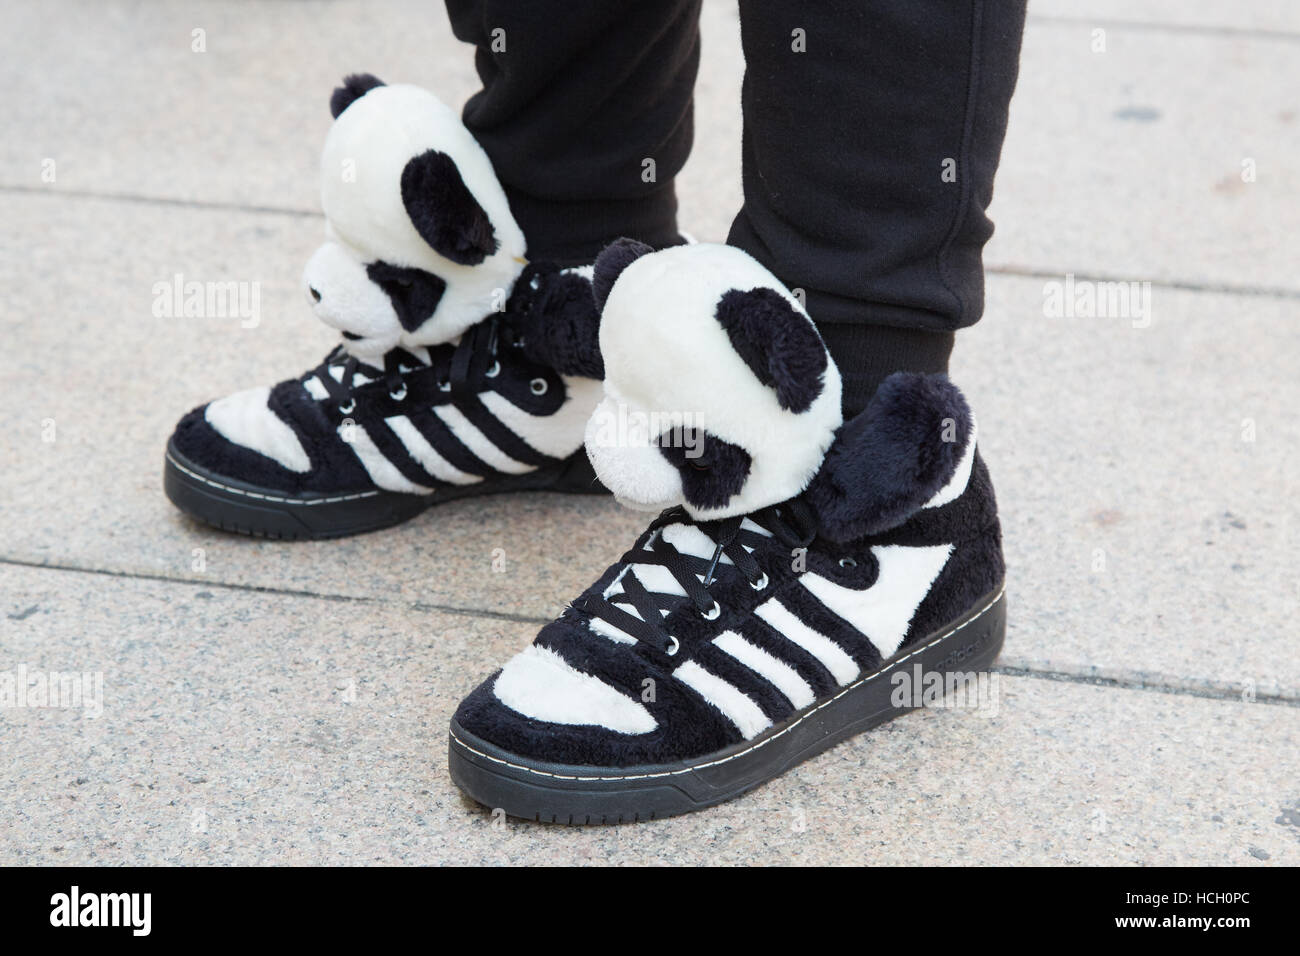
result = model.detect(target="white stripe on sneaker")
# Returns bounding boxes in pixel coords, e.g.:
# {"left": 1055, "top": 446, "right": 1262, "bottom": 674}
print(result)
{"left": 493, "top": 644, "right": 656, "bottom": 734}
{"left": 435, "top": 405, "right": 533, "bottom": 475}
{"left": 385, "top": 415, "right": 482, "bottom": 486}
{"left": 799, "top": 544, "right": 953, "bottom": 659}
{"left": 342, "top": 423, "right": 431, "bottom": 494}
{"left": 753, "top": 598, "right": 859, "bottom": 686}
{"left": 921, "top": 421, "right": 977, "bottom": 510}
{"left": 205, "top": 385, "right": 311, "bottom": 473}
{"left": 673, "top": 660, "right": 771, "bottom": 739}
{"left": 480, "top": 378, "right": 601, "bottom": 460}
{"left": 713, "top": 631, "right": 815, "bottom": 709}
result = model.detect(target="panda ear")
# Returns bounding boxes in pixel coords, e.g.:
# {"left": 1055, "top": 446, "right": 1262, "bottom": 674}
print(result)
{"left": 330, "top": 73, "right": 385, "bottom": 119}
{"left": 400, "top": 150, "right": 498, "bottom": 266}
{"left": 714, "top": 287, "right": 828, "bottom": 413}
{"left": 807, "top": 373, "right": 972, "bottom": 542}
{"left": 592, "top": 238, "right": 653, "bottom": 312}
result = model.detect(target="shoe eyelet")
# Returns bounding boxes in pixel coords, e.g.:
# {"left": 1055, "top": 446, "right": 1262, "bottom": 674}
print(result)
{"left": 665, "top": 636, "right": 680, "bottom": 657}
{"left": 839, "top": 557, "right": 857, "bottom": 569}
{"left": 700, "top": 602, "right": 721, "bottom": 621}
{"left": 389, "top": 385, "right": 407, "bottom": 401}
{"left": 338, "top": 399, "right": 355, "bottom": 415}
{"left": 438, "top": 378, "right": 451, "bottom": 393}
{"left": 514, "top": 335, "right": 527, "bottom": 349}
{"left": 749, "top": 572, "right": 768, "bottom": 591}
{"left": 530, "top": 377, "right": 548, "bottom": 396}
{"left": 486, "top": 360, "right": 501, "bottom": 378}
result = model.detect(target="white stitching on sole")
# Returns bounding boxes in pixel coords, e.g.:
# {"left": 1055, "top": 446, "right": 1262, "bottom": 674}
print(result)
{"left": 167, "top": 452, "right": 383, "bottom": 505}
{"left": 450, "top": 586, "right": 1006, "bottom": 783}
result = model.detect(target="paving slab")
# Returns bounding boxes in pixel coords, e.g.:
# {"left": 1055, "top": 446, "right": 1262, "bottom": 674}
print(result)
{"left": 2, "top": 565, "right": 1296, "bottom": 866}
{"left": 986, "top": 15, "right": 1300, "bottom": 293}
{"left": 4, "top": 2, "right": 1298, "bottom": 293}
{"left": 3, "top": 193, "right": 1297, "bottom": 696}
{"left": 961, "top": 277, "right": 1299, "bottom": 699}
{"left": 1031, "top": 0, "right": 1300, "bottom": 33}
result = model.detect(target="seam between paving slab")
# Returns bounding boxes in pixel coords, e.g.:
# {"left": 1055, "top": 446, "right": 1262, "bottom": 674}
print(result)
{"left": 6, "top": 185, "right": 1299, "bottom": 302}
{"left": 4, "top": 555, "right": 1297, "bottom": 708}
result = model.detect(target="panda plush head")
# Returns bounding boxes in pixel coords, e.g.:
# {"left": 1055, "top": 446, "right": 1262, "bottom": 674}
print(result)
{"left": 303, "top": 74, "right": 527, "bottom": 362}
{"left": 584, "top": 240, "right": 977, "bottom": 538}
{"left": 584, "top": 241, "right": 845, "bottom": 519}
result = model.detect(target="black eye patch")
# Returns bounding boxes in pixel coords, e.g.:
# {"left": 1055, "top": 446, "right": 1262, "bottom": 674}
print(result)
{"left": 657, "top": 428, "right": 752, "bottom": 511}
{"left": 365, "top": 261, "right": 448, "bottom": 333}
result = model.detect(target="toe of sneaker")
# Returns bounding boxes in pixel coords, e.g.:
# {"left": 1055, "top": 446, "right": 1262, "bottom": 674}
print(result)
{"left": 168, "top": 402, "right": 312, "bottom": 495}
{"left": 451, "top": 641, "right": 747, "bottom": 771}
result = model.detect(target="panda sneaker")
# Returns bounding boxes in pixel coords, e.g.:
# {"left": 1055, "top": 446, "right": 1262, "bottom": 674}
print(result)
{"left": 448, "top": 241, "right": 1006, "bottom": 823}
{"left": 164, "top": 75, "right": 609, "bottom": 539}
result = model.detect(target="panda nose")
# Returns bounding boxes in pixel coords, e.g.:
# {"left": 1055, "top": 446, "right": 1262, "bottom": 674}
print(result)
{"left": 308, "top": 285, "right": 322, "bottom": 302}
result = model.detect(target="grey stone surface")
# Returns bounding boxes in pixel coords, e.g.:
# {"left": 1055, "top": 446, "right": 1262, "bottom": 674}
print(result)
{"left": 960, "top": 280, "right": 1300, "bottom": 698}
{"left": 987, "top": 14, "right": 1300, "bottom": 293}
{"left": 1031, "top": 0, "right": 1300, "bottom": 32}
{"left": 3, "top": 566, "right": 1296, "bottom": 866}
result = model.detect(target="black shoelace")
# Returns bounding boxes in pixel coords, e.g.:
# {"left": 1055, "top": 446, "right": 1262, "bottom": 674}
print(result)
{"left": 307, "top": 315, "right": 510, "bottom": 414}
{"left": 580, "top": 499, "right": 818, "bottom": 657}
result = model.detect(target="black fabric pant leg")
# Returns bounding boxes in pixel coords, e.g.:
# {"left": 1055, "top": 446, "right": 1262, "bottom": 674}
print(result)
{"left": 445, "top": 0, "right": 702, "bottom": 266}
{"left": 727, "top": 0, "right": 1027, "bottom": 414}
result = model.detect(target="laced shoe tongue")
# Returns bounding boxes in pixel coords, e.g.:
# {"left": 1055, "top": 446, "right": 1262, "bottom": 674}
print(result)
{"left": 586, "top": 513, "right": 773, "bottom": 647}
{"left": 302, "top": 344, "right": 433, "bottom": 406}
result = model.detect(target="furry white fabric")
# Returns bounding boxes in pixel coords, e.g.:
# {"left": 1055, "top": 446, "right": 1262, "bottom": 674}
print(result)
{"left": 480, "top": 376, "right": 603, "bottom": 460}
{"left": 384, "top": 415, "right": 482, "bottom": 486}
{"left": 585, "top": 243, "right": 843, "bottom": 520}
{"left": 922, "top": 418, "right": 977, "bottom": 510}
{"left": 312, "top": 83, "right": 526, "bottom": 354}
{"left": 343, "top": 423, "right": 430, "bottom": 494}
{"left": 712, "top": 631, "right": 815, "bottom": 710}
{"left": 302, "top": 236, "right": 405, "bottom": 362}
{"left": 435, "top": 405, "right": 532, "bottom": 475}
{"left": 753, "top": 598, "right": 859, "bottom": 685}
{"left": 205, "top": 386, "right": 311, "bottom": 472}
{"left": 673, "top": 660, "right": 771, "bottom": 739}
{"left": 493, "top": 644, "right": 657, "bottom": 734}
{"left": 800, "top": 544, "right": 954, "bottom": 659}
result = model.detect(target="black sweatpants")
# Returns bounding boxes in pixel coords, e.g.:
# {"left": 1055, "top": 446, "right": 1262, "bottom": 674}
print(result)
{"left": 445, "top": 0, "right": 1027, "bottom": 413}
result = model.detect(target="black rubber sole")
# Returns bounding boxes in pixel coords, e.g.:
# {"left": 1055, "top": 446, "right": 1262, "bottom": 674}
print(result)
{"left": 163, "top": 442, "right": 608, "bottom": 540}
{"left": 449, "top": 587, "right": 1006, "bottom": 824}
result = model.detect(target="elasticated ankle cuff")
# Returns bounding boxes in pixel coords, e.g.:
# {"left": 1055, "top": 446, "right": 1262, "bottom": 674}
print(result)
{"left": 815, "top": 322, "right": 954, "bottom": 417}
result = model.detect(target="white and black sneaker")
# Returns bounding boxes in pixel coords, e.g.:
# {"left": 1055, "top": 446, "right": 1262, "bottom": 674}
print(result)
{"left": 165, "top": 309, "right": 606, "bottom": 539}
{"left": 164, "top": 74, "right": 610, "bottom": 538}
{"left": 449, "top": 242, "right": 1006, "bottom": 823}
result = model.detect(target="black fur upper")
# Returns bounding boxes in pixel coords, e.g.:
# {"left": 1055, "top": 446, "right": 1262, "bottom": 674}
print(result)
{"left": 807, "top": 372, "right": 972, "bottom": 542}
{"left": 714, "top": 287, "right": 827, "bottom": 413}
{"left": 400, "top": 149, "right": 498, "bottom": 265}
{"left": 364, "top": 261, "right": 449, "bottom": 333}
{"left": 657, "top": 429, "right": 753, "bottom": 511}
{"left": 506, "top": 265, "right": 604, "bottom": 378}
{"left": 330, "top": 73, "right": 386, "bottom": 118}
{"left": 592, "top": 237, "right": 653, "bottom": 311}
